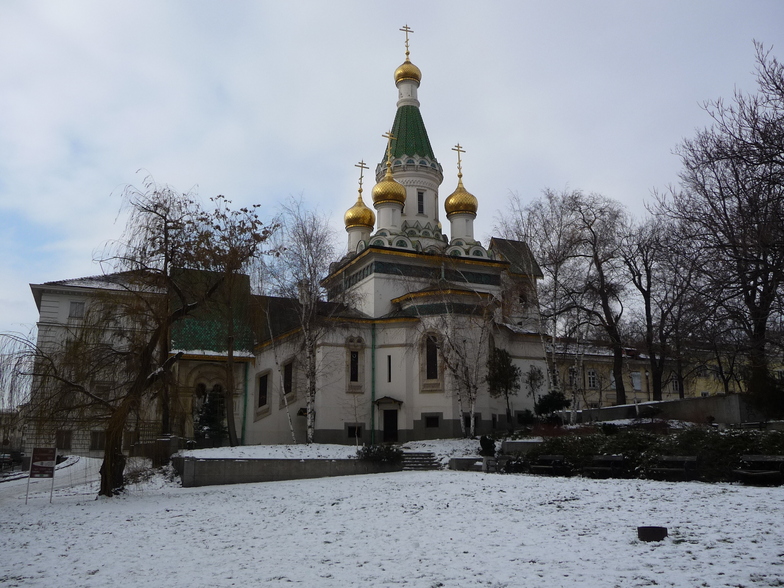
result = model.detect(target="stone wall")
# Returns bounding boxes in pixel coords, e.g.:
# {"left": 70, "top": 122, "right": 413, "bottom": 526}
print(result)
{"left": 171, "top": 457, "right": 402, "bottom": 488}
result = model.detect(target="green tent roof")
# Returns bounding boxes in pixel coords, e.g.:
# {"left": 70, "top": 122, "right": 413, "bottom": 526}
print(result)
{"left": 384, "top": 105, "right": 437, "bottom": 162}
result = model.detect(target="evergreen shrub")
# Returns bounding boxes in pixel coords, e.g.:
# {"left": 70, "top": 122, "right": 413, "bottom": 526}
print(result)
{"left": 514, "top": 426, "right": 784, "bottom": 482}
{"left": 357, "top": 444, "right": 403, "bottom": 463}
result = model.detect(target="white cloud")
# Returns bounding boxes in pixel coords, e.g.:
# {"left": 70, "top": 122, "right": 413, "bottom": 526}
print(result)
{"left": 1, "top": 0, "right": 784, "bottom": 333}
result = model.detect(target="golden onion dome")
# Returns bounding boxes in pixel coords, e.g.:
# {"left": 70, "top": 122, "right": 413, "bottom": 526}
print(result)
{"left": 344, "top": 193, "right": 376, "bottom": 229}
{"left": 371, "top": 166, "right": 407, "bottom": 206}
{"left": 394, "top": 57, "right": 421, "bottom": 85}
{"left": 444, "top": 176, "right": 478, "bottom": 217}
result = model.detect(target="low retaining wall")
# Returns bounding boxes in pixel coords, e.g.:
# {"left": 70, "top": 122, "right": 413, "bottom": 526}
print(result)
{"left": 171, "top": 457, "right": 402, "bottom": 488}
{"left": 562, "top": 394, "right": 766, "bottom": 425}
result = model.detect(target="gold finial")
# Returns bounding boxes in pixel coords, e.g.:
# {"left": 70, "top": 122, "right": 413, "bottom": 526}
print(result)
{"left": 445, "top": 142, "right": 477, "bottom": 217}
{"left": 452, "top": 143, "right": 465, "bottom": 178}
{"left": 400, "top": 24, "right": 414, "bottom": 59}
{"left": 372, "top": 130, "right": 406, "bottom": 206}
{"left": 355, "top": 160, "right": 369, "bottom": 195}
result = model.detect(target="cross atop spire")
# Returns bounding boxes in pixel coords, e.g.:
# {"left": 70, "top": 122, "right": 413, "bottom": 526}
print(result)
{"left": 355, "top": 160, "right": 369, "bottom": 194}
{"left": 452, "top": 143, "right": 465, "bottom": 178}
{"left": 400, "top": 24, "right": 414, "bottom": 58}
{"left": 382, "top": 130, "right": 396, "bottom": 170}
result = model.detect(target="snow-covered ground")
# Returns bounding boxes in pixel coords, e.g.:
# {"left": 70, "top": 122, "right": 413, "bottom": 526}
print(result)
{"left": 1, "top": 443, "right": 783, "bottom": 587}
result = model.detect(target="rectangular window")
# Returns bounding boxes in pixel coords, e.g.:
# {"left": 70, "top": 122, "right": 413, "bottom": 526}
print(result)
{"left": 350, "top": 351, "right": 359, "bottom": 382}
{"left": 587, "top": 369, "right": 597, "bottom": 389}
{"left": 55, "top": 430, "right": 72, "bottom": 451}
{"left": 417, "top": 190, "right": 424, "bottom": 214}
{"left": 426, "top": 335, "right": 438, "bottom": 380}
{"left": 69, "top": 301, "right": 85, "bottom": 319}
{"left": 90, "top": 431, "right": 106, "bottom": 451}
{"left": 283, "top": 362, "right": 293, "bottom": 395}
{"left": 424, "top": 415, "right": 440, "bottom": 428}
{"left": 631, "top": 372, "right": 642, "bottom": 391}
{"left": 387, "top": 355, "right": 392, "bottom": 383}
{"left": 258, "top": 373, "right": 269, "bottom": 408}
{"left": 568, "top": 367, "right": 577, "bottom": 387}
{"left": 347, "top": 425, "right": 362, "bottom": 440}
{"left": 700, "top": 390, "right": 710, "bottom": 398}
{"left": 671, "top": 378, "right": 680, "bottom": 393}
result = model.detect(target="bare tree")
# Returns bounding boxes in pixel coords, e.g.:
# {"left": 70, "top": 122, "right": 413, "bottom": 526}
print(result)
{"left": 428, "top": 289, "right": 497, "bottom": 438}
{"left": 497, "top": 190, "right": 582, "bottom": 392}
{"left": 261, "top": 197, "right": 341, "bottom": 443}
{"left": 657, "top": 44, "right": 784, "bottom": 415}
{"left": 8, "top": 179, "right": 272, "bottom": 496}
{"left": 563, "top": 192, "right": 630, "bottom": 405}
{"left": 195, "top": 196, "right": 272, "bottom": 446}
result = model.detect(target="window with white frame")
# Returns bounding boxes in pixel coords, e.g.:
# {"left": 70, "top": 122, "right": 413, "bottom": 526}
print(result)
{"left": 257, "top": 372, "right": 270, "bottom": 410}
{"left": 421, "top": 334, "right": 443, "bottom": 392}
{"left": 346, "top": 337, "right": 365, "bottom": 393}
{"left": 587, "top": 369, "right": 598, "bottom": 389}
{"left": 69, "top": 301, "right": 85, "bottom": 319}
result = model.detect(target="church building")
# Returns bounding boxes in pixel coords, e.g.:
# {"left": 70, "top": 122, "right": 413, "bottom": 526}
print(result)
{"left": 244, "top": 29, "right": 546, "bottom": 445}
{"left": 25, "top": 29, "right": 547, "bottom": 454}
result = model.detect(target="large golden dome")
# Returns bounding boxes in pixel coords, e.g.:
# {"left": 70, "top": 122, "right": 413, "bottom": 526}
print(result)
{"left": 444, "top": 176, "right": 478, "bottom": 217}
{"left": 394, "top": 57, "right": 421, "bottom": 85}
{"left": 372, "top": 166, "right": 406, "bottom": 206}
{"left": 344, "top": 193, "right": 376, "bottom": 229}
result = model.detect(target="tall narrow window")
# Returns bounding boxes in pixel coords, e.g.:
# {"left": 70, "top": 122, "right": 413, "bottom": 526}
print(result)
{"left": 258, "top": 373, "right": 268, "bottom": 408}
{"left": 417, "top": 190, "right": 424, "bottom": 214}
{"left": 426, "top": 335, "right": 438, "bottom": 380}
{"left": 387, "top": 355, "right": 392, "bottom": 383}
{"left": 350, "top": 351, "right": 359, "bottom": 382}
{"left": 283, "top": 362, "right": 293, "bottom": 395}
{"left": 346, "top": 337, "right": 365, "bottom": 393}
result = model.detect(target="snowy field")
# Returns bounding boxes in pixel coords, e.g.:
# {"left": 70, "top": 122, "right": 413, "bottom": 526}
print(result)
{"left": 1, "top": 449, "right": 784, "bottom": 587}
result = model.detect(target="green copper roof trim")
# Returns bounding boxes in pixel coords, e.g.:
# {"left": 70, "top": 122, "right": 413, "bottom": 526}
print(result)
{"left": 384, "top": 105, "right": 437, "bottom": 162}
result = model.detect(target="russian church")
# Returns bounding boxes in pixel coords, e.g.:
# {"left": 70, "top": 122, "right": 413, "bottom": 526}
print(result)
{"left": 26, "top": 29, "right": 547, "bottom": 454}
{"left": 244, "top": 29, "right": 545, "bottom": 445}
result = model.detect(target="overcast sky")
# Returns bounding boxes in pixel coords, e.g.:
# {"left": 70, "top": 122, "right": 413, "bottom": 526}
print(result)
{"left": 2, "top": 0, "right": 784, "bottom": 336}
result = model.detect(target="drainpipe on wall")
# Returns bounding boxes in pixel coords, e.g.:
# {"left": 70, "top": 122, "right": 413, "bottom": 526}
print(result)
{"left": 241, "top": 362, "right": 249, "bottom": 445}
{"left": 371, "top": 322, "right": 376, "bottom": 445}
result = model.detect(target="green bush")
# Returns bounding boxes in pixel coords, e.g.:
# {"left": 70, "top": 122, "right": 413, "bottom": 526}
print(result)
{"left": 356, "top": 444, "right": 403, "bottom": 463}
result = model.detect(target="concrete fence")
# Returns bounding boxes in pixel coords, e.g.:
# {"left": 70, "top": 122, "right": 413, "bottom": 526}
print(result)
{"left": 561, "top": 394, "right": 766, "bottom": 425}
{"left": 171, "top": 457, "right": 402, "bottom": 488}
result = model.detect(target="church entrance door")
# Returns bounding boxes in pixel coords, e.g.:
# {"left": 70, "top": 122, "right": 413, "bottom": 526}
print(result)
{"left": 383, "top": 409, "right": 398, "bottom": 443}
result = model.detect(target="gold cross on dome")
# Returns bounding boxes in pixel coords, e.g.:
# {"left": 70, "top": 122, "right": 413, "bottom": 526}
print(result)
{"left": 382, "top": 131, "right": 396, "bottom": 166}
{"left": 452, "top": 143, "right": 465, "bottom": 175}
{"left": 400, "top": 24, "right": 414, "bottom": 55}
{"left": 355, "top": 160, "right": 369, "bottom": 192}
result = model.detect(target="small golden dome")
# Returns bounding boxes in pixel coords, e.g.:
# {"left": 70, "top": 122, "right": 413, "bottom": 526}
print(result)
{"left": 394, "top": 57, "right": 421, "bottom": 85}
{"left": 444, "top": 176, "right": 478, "bottom": 217}
{"left": 344, "top": 193, "right": 376, "bottom": 229}
{"left": 372, "top": 166, "right": 406, "bottom": 206}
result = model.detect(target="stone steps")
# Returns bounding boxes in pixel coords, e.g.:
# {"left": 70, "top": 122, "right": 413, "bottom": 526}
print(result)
{"left": 402, "top": 451, "right": 440, "bottom": 471}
